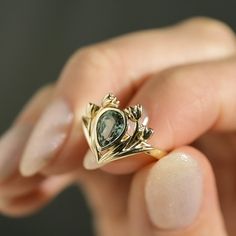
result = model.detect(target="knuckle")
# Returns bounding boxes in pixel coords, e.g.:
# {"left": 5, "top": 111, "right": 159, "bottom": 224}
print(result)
{"left": 183, "top": 17, "right": 236, "bottom": 54}
{"left": 59, "top": 44, "right": 122, "bottom": 90}
{"left": 185, "top": 17, "right": 233, "bottom": 35}
{"left": 69, "top": 45, "right": 120, "bottom": 73}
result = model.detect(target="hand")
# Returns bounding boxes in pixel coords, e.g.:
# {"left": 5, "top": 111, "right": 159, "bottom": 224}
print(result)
{"left": 0, "top": 17, "right": 236, "bottom": 236}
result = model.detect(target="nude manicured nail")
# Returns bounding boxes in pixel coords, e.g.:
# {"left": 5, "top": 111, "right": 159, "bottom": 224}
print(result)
{"left": 145, "top": 152, "right": 203, "bottom": 230}
{"left": 83, "top": 151, "right": 105, "bottom": 170}
{"left": 20, "top": 99, "right": 73, "bottom": 176}
{"left": 0, "top": 125, "right": 32, "bottom": 182}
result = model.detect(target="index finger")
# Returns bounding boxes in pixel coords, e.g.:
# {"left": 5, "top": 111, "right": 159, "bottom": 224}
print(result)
{"left": 19, "top": 17, "right": 236, "bottom": 176}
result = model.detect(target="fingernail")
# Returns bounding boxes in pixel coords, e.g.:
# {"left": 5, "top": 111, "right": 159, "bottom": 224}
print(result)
{"left": 0, "top": 125, "right": 32, "bottom": 182}
{"left": 83, "top": 151, "right": 105, "bottom": 170}
{"left": 20, "top": 99, "right": 73, "bottom": 176}
{"left": 145, "top": 152, "right": 203, "bottom": 230}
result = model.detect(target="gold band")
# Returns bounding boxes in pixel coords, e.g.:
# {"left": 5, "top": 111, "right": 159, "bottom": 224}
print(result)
{"left": 82, "top": 93, "right": 167, "bottom": 165}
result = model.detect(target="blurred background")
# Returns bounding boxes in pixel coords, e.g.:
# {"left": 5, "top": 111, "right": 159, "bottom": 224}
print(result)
{"left": 0, "top": 0, "right": 235, "bottom": 235}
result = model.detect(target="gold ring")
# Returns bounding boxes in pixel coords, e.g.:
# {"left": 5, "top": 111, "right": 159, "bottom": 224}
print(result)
{"left": 82, "top": 93, "right": 167, "bottom": 165}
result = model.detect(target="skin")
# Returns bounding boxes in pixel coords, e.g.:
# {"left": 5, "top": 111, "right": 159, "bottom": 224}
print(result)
{"left": 0, "top": 17, "right": 236, "bottom": 235}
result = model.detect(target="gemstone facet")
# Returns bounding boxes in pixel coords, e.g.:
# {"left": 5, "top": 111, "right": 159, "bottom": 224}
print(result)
{"left": 96, "top": 110, "right": 125, "bottom": 148}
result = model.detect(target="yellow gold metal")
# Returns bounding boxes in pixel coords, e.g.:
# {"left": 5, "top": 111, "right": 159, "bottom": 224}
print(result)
{"left": 82, "top": 93, "right": 167, "bottom": 165}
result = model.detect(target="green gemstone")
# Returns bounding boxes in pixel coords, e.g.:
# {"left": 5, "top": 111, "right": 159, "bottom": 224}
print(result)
{"left": 97, "top": 110, "right": 125, "bottom": 148}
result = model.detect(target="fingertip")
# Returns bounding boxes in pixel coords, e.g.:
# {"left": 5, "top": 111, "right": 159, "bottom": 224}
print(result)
{"left": 145, "top": 148, "right": 203, "bottom": 230}
{"left": 128, "top": 146, "right": 226, "bottom": 235}
{"left": 144, "top": 146, "right": 226, "bottom": 234}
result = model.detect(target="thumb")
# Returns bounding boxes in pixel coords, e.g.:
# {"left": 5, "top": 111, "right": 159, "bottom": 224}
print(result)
{"left": 128, "top": 146, "right": 227, "bottom": 236}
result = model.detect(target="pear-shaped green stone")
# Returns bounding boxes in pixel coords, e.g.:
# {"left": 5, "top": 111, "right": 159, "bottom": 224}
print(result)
{"left": 97, "top": 110, "right": 125, "bottom": 148}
